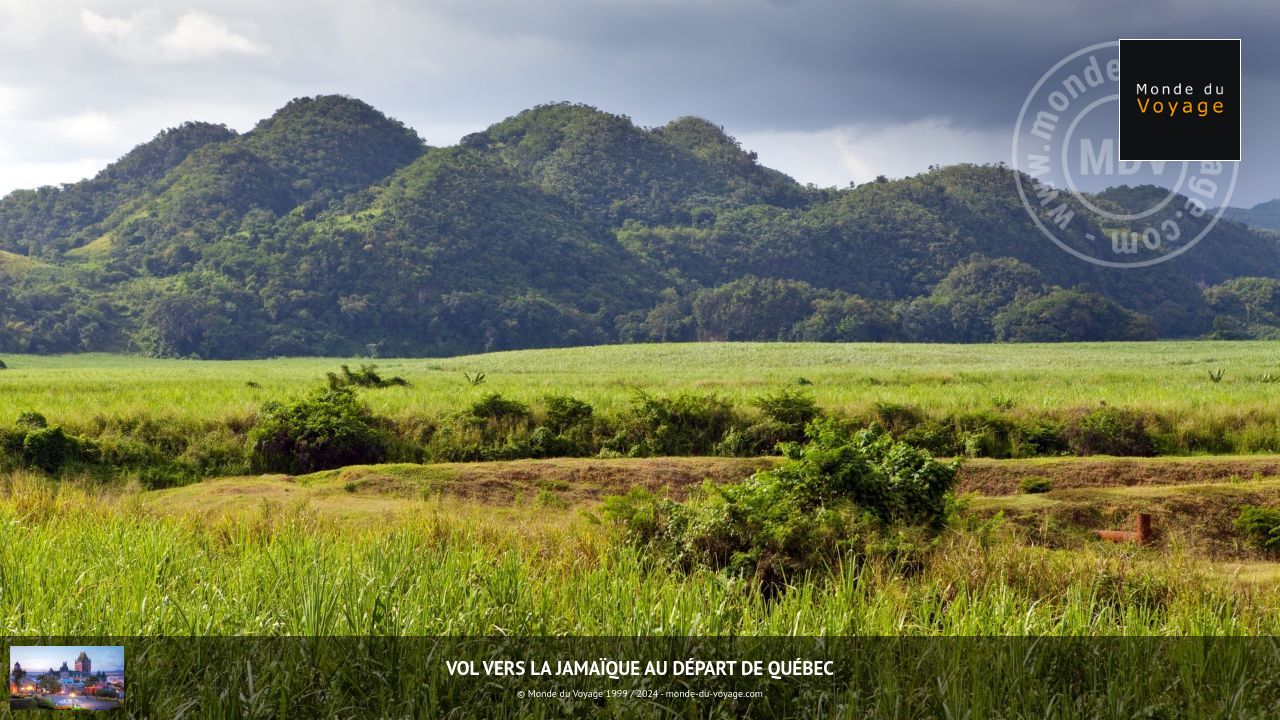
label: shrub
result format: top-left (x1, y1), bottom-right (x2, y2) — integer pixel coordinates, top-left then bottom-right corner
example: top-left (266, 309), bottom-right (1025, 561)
top-left (1019, 476), bottom-right (1053, 494)
top-left (752, 387), bottom-right (819, 428)
top-left (604, 420), bottom-right (959, 592)
top-left (718, 387), bottom-right (822, 455)
top-left (468, 393), bottom-right (531, 422)
top-left (21, 422), bottom-right (79, 474)
top-left (326, 364), bottom-right (408, 390)
top-left (1064, 406), bottom-right (1155, 456)
top-left (716, 419), bottom-right (796, 457)
top-left (1017, 418), bottom-right (1068, 456)
top-left (542, 395), bottom-right (594, 434)
top-left (1234, 506), bottom-right (1280, 555)
top-left (249, 389), bottom-right (389, 474)
top-left (0, 359), bottom-right (7, 369)
top-left (608, 392), bottom-right (739, 457)
top-left (872, 401), bottom-right (925, 434)
top-left (536, 488), bottom-right (570, 509)
top-left (16, 411), bottom-right (47, 430)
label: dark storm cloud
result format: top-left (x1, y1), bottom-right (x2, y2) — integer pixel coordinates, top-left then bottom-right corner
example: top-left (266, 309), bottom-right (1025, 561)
top-left (0, 0), bottom-right (1276, 203)
top-left (406, 0), bottom-right (1280, 130)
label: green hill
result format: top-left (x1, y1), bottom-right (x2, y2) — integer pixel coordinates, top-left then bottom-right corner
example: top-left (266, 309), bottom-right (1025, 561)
top-left (2, 96), bottom-right (1279, 357)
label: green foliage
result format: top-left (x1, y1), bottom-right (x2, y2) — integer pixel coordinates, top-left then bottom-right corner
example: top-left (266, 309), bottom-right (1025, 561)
top-left (468, 393), bottom-right (531, 422)
top-left (248, 389), bottom-right (389, 474)
top-left (1208, 368), bottom-right (1225, 383)
top-left (994, 288), bottom-right (1158, 342)
top-left (1019, 476), bottom-right (1053, 494)
top-left (1065, 406), bottom-right (1155, 457)
top-left (605, 420), bottom-right (958, 591)
top-left (16, 411), bottom-right (47, 430)
top-left (21, 426), bottom-right (71, 472)
top-left (542, 395), bottom-right (594, 434)
top-left (719, 386), bottom-right (821, 456)
top-left (5, 96), bottom-right (1280, 356)
top-left (2, 411), bottom-right (97, 474)
top-left (608, 391), bottom-right (740, 457)
top-left (753, 387), bottom-right (819, 427)
top-left (1234, 506), bottom-right (1280, 555)
top-left (326, 364), bottom-right (408, 390)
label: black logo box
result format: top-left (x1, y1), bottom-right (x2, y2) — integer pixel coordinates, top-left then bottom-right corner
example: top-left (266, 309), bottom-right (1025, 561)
top-left (1119, 39), bottom-right (1241, 162)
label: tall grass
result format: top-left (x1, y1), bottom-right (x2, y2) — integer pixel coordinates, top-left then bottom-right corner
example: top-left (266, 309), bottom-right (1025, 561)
top-left (2, 474), bottom-right (1276, 638)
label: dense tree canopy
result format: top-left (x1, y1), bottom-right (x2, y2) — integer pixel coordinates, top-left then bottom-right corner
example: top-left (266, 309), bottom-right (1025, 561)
top-left (2, 96), bottom-right (1279, 357)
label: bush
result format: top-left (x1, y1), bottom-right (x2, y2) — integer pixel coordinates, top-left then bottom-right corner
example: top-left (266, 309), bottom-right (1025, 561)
top-left (16, 411), bottom-right (47, 430)
top-left (1234, 506), bottom-right (1280, 555)
top-left (718, 387), bottom-right (822, 455)
top-left (872, 402), bottom-right (925, 434)
top-left (604, 420), bottom-right (959, 592)
top-left (249, 389), bottom-right (390, 474)
top-left (1064, 406), bottom-right (1155, 456)
top-left (542, 395), bottom-right (593, 433)
top-left (607, 392), bottom-right (740, 457)
top-left (0, 359), bottom-right (7, 369)
top-left (21, 426), bottom-right (90, 473)
top-left (468, 393), bottom-right (531, 422)
top-left (1017, 418), bottom-right (1067, 456)
top-left (752, 387), bottom-right (819, 427)
top-left (326, 364), bottom-right (408, 390)
top-left (2, 412), bottom-right (96, 474)
top-left (716, 419), bottom-right (796, 457)
top-left (1019, 476), bottom-right (1053, 494)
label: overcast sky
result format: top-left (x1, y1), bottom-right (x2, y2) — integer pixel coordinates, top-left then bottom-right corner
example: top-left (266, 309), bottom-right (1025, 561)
top-left (1, 0), bottom-right (1277, 205)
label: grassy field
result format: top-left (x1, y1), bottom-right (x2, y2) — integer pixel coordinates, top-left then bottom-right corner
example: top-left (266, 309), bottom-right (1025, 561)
top-left (2, 344), bottom-right (1279, 644)
top-left (3, 467), bottom-right (1279, 638)
top-left (3, 341), bottom-right (1280, 427)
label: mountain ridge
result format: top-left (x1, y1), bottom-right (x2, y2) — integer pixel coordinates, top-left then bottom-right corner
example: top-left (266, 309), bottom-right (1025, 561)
top-left (1, 95), bottom-right (1278, 357)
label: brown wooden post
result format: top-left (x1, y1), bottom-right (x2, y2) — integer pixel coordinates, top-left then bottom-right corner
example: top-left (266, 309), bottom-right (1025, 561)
top-left (1135, 513), bottom-right (1152, 545)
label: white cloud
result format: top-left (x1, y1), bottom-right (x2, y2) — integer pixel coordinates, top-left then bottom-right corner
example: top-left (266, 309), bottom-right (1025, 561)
top-left (736, 118), bottom-right (1011, 188)
top-left (50, 112), bottom-right (121, 147)
top-left (79, 8), bottom-right (138, 43)
top-left (0, 85), bottom-right (30, 118)
top-left (79, 8), bottom-right (266, 62)
top-left (159, 10), bottom-right (267, 61)
top-left (0, 157), bottom-right (107, 193)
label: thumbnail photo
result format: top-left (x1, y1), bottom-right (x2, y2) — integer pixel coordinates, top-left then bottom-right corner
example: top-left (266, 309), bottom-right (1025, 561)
top-left (9, 646), bottom-right (124, 712)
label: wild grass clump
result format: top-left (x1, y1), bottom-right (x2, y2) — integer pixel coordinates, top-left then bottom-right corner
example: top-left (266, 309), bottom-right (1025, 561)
top-left (604, 420), bottom-right (959, 592)
top-left (1019, 476), bottom-right (1053, 494)
top-left (249, 389), bottom-right (391, 474)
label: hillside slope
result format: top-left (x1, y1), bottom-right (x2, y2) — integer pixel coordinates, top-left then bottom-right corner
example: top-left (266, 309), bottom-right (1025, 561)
top-left (2, 97), bottom-right (1279, 356)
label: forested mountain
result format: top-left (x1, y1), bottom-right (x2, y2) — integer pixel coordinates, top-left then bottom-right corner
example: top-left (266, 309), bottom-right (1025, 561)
top-left (2, 96), bottom-right (1279, 357)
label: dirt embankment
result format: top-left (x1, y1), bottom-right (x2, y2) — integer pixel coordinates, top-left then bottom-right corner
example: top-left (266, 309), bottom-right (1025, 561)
top-left (957, 456), bottom-right (1280, 495)
top-left (320, 456), bottom-right (781, 505)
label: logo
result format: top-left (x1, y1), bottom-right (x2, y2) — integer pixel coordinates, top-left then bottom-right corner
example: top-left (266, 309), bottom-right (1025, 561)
top-left (1012, 41), bottom-right (1238, 268)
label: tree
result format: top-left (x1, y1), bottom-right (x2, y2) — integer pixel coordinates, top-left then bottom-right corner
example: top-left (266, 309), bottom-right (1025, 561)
top-left (994, 288), bottom-right (1158, 342)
